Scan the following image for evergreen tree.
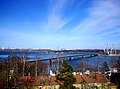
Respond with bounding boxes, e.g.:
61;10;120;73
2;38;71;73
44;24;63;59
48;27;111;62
56;60;78;89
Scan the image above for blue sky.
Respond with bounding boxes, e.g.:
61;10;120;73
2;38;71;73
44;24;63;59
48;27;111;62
0;0;120;49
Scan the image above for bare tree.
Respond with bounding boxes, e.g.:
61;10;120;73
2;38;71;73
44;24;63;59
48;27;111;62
76;61;94;73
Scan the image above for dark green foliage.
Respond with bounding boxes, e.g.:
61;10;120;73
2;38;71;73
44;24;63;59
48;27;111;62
56;60;78;89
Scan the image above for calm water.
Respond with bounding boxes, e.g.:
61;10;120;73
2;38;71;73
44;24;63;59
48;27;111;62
0;51;72;60
0;51;119;69
68;56;118;68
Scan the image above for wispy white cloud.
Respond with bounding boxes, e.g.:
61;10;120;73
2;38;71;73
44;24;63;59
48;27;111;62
41;0;76;32
42;0;70;31
42;0;120;48
1;0;120;49
72;0;120;37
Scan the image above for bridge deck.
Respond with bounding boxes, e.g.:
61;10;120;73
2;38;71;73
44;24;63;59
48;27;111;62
28;53;98;61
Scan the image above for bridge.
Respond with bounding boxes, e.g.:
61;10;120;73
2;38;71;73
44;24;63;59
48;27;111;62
28;53;99;62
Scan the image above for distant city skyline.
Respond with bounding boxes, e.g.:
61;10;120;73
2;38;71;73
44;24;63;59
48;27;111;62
0;0;120;49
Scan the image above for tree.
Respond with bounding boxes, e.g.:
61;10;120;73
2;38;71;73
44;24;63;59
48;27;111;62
112;56;120;72
37;61;48;76
102;61;109;73
0;55;22;89
56;60;78;89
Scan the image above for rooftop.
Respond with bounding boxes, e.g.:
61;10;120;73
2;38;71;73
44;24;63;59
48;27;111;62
18;73;109;86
